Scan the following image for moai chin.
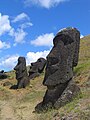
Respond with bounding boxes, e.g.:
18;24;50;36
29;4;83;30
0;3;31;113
14;57;29;89
35;27;81;112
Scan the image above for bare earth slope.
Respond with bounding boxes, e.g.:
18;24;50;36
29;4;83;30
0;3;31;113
0;35;90;120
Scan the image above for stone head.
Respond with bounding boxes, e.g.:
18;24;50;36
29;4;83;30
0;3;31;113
14;57;26;80
29;58;46;74
43;28;80;86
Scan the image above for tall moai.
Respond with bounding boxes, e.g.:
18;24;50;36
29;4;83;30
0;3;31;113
35;27;80;112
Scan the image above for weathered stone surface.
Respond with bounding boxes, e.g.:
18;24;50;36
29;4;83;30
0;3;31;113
11;57;29;89
35;27;80;112
29;58;46;79
54;80;80;109
0;70;7;79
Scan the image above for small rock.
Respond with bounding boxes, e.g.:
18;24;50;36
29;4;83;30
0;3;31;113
3;81;12;86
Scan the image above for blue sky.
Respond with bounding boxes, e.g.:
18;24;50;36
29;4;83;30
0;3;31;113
0;0;90;71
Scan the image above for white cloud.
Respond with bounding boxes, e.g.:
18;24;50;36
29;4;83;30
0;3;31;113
9;28;27;45
26;50;50;65
12;13;29;23
0;13;11;36
80;34;84;38
0;50;50;71
0;40;10;49
20;22;33;29
31;33;54;47
24;0;69;9
0;13;33;46
14;29;27;44
9;13;33;45
0;55;19;71
9;28;15;36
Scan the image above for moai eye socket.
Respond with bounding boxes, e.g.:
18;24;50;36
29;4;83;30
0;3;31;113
38;59;42;62
47;57;59;66
53;34;74;46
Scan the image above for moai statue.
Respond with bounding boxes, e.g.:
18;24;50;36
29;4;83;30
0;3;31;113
29;58;46;79
0;70;4;73
35;27;80;112
0;70;7;79
14;57;29;89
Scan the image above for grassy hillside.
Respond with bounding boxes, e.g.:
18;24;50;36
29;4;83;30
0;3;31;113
74;35;90;85
0;35;90;120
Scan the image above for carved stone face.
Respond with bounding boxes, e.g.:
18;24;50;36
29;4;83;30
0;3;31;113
29;58;46;74
14;57;26;80
43;28;80;86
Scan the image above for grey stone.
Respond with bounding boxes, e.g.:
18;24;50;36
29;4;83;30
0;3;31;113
35;27;80;112
11;57;29;89
29;58;46;79
0;70;7;79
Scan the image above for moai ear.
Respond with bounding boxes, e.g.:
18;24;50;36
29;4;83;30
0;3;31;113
38;59;46;73
22;58;26;71
73;32;80;67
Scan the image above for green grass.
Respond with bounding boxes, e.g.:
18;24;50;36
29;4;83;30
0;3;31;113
21;90;45;103
74;60;90;76
0;86;12;100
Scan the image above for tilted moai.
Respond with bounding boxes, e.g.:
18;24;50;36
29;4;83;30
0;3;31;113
35;27;81;112
14;57;29;89
29;58;46;79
